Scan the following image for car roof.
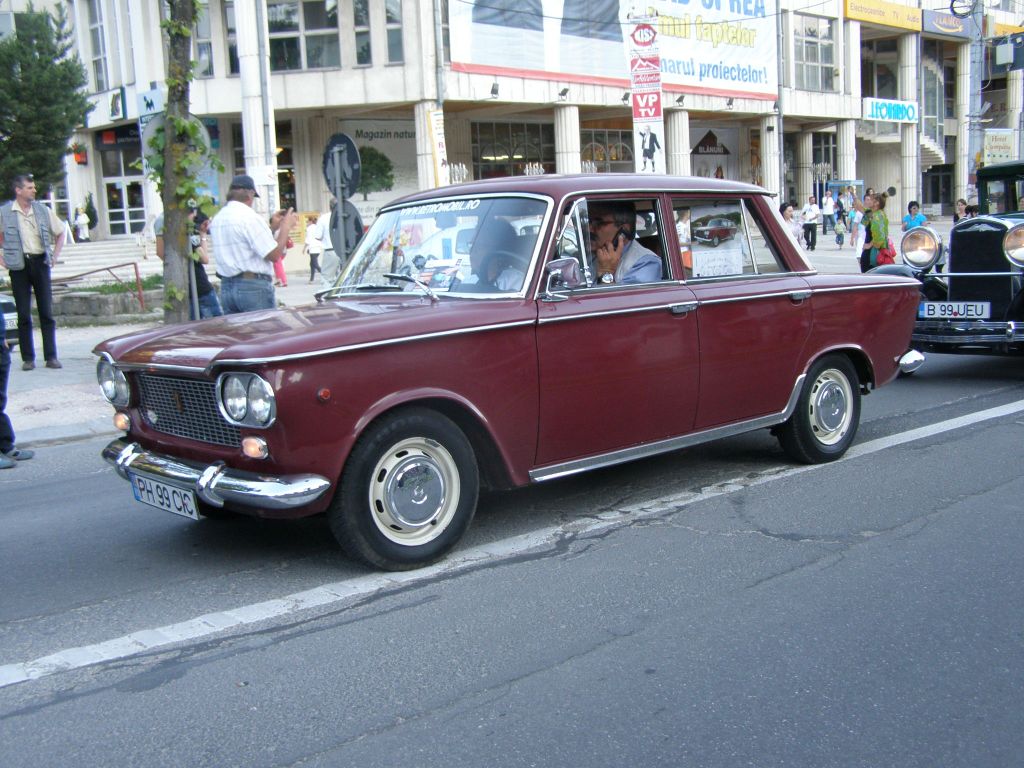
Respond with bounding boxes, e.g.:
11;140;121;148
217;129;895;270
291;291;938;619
385;174;771;210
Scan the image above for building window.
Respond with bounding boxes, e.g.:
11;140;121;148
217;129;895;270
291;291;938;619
86;0;109;91
580;129;633;173
303;0;340;68
224;1;339;74
793;15;835;92
231;121;296;210
385;0;403;63
439;0;450;63
472;122;555;179
194;0;213;77
354;0;371;65
225;1;239;74
943;64;955;119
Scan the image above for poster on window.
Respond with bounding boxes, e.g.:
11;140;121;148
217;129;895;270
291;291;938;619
690;126;739;180
449;0;778;99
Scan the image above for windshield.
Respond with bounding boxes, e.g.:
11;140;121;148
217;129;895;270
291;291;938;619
335;195;548;296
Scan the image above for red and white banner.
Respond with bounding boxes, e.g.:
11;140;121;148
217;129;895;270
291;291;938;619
628;18;665;174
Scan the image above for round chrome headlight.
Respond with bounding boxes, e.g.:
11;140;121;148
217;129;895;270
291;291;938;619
900;227;942;271
96;356;130;406
218;373;276;427
1004;223;1024;268
222;375;249;422
247;376;275;425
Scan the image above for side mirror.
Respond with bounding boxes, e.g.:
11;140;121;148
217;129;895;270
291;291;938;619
542;257;582;301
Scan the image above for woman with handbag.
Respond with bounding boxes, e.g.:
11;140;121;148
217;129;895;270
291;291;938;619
860;192;890;273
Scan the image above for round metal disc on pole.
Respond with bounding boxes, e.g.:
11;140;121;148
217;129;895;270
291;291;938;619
322;133;361;199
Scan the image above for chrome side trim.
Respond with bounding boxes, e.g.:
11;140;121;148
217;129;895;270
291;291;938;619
697;290;810;306
538;303;687;324
102;439;332;510
809;283;918;295
112;320;538;373
528;374;806;483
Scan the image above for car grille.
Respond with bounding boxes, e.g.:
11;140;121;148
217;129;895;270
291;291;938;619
947;219;1021;320
137;374;241;447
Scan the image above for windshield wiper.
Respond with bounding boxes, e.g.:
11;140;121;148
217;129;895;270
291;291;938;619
315;283;404;302
383;273;440;303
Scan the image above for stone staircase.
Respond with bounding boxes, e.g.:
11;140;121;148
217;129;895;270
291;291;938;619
52;238;162;287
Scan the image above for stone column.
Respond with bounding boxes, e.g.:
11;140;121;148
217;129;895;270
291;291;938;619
236;0;278;213
414;100;439;190
836;119;856;182
955;41;971;202
554;105;581;174
666;109;692;176
897;32;920;216
759;114;781;195
1007;69;1023;163
795;130;812;203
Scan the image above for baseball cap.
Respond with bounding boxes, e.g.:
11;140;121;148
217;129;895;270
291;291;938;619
228;174;259;197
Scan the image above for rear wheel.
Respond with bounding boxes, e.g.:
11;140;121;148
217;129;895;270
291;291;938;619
329;408;479;570
777;354;860;464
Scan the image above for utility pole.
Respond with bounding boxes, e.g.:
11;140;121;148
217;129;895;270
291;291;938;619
953;0;986;201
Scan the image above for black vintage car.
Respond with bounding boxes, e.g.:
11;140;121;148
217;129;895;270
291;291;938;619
1;293;18;349
898;160;1024;356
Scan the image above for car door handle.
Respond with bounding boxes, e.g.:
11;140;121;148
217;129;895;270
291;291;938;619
789;290;812;303
670;302;698;316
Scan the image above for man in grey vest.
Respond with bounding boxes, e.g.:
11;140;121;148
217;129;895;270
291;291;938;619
0;174;65;370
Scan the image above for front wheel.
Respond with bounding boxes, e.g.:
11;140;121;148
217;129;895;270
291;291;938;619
329;408;479;570
777;355;860;464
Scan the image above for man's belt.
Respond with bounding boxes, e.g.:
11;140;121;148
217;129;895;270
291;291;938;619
223;271;271;281
24;253;45;258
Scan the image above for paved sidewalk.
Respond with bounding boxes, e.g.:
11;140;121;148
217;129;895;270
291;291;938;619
6;272;323;450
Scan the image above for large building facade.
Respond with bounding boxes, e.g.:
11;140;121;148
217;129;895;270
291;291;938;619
9;0;1023;237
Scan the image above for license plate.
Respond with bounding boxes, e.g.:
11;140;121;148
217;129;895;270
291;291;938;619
4;316;15;331
128;472;199;520
918;301;991;320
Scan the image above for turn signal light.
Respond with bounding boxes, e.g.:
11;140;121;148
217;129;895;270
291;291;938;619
113;412;131;431
241;436;269;459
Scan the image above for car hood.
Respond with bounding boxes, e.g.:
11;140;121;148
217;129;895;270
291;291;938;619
95;295;533;372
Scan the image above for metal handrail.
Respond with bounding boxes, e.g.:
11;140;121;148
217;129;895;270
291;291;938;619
51;261;146;312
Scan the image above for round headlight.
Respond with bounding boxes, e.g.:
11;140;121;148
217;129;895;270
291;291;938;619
1004;224;1024;268
900;227;941;270
247;376;275;425
222;375;248;421
96;356;130;406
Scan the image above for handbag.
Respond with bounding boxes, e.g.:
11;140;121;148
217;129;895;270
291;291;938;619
876;237;897;266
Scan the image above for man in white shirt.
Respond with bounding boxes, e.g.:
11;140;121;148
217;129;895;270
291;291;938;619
801;195;820;251
210;175;297;313
821;189;836;235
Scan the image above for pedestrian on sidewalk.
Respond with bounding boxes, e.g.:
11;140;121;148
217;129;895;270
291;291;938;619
0;173;64;370
801;195;820;251
821;189;836;234
270;209;294;287
304;214;323;283
0;302;35;469
209;175;296;314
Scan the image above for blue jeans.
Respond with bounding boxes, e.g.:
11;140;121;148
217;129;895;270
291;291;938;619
0;340;13;451
822;213;836;234
220;276;275;314
191;290;224;320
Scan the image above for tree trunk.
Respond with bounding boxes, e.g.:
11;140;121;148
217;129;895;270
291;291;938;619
162;1;197;325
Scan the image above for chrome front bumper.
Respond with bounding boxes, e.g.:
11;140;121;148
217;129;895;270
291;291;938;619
102;439;332;510
912;320;1024;347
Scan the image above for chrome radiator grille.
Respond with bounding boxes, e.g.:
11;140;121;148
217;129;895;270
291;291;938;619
137;374;241;447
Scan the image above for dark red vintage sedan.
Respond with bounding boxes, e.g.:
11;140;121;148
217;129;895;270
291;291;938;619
95;175;922;570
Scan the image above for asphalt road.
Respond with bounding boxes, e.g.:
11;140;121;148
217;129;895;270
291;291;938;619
1;353;1022;767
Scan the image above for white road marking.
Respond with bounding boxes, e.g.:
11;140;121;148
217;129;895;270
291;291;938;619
2;398;1023;690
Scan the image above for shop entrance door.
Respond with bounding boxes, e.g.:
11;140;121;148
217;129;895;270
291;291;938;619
105;179;146;236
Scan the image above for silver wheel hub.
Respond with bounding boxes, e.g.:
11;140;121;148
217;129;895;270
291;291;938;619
369;437;461;546
385;457;446;528
809;369;853;445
